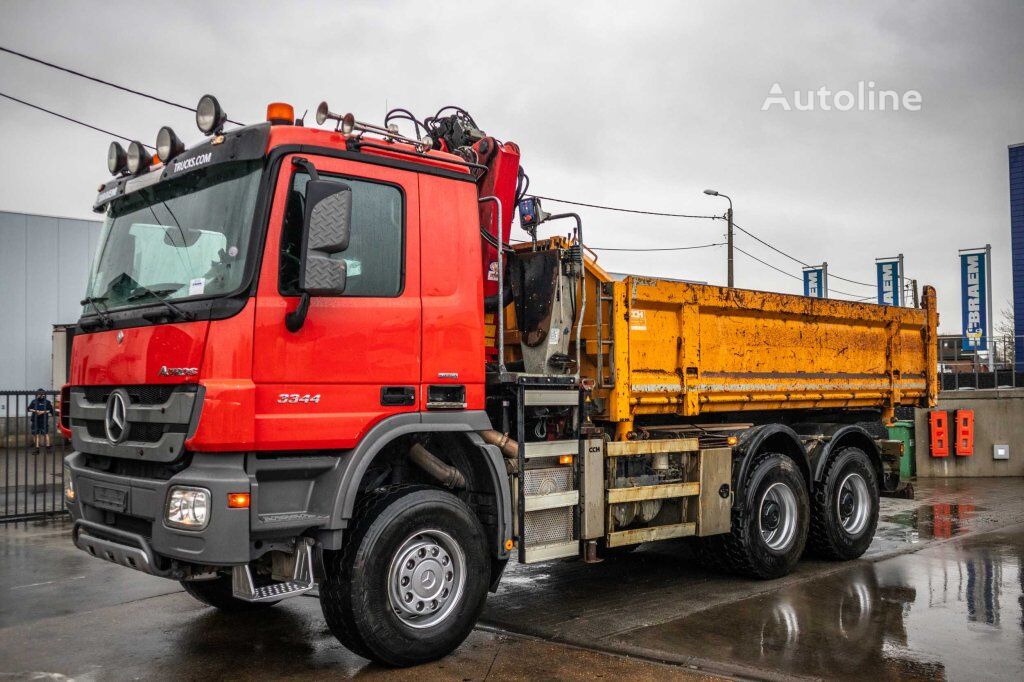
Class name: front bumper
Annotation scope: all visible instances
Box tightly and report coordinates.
[65,450,251,569]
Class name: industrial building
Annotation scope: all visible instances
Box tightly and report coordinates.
[0,210,101,390]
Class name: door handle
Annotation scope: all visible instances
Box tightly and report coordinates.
[380,386,416,406]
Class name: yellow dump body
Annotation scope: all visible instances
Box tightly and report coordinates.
[573,255,939,433]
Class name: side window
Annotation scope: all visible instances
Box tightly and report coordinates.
[280,170,404,297]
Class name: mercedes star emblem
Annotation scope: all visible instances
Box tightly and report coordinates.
[104,389,130,444]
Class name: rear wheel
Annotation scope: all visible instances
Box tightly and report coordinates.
[808,446,879,560]
[696,452,809,579]
[319,486,490,667]
[180,575,278,612]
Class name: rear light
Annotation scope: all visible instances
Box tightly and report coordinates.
[266,102,294,125]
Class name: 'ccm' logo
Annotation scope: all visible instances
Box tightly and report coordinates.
[159,366,198,376]
[172,153,213,173]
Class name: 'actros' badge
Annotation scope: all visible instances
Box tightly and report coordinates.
[158,366,198,377]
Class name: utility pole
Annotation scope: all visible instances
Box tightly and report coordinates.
[704,189,734,287]
[727,204,734,288]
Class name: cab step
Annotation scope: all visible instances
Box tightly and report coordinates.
[232,539,314,602]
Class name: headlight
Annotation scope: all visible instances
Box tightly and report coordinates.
[63,466,75,501]
[165,486,211,530]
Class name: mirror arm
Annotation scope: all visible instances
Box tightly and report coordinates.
[284,157,318,333]
[285,293,311,333]
[292,156,319,181]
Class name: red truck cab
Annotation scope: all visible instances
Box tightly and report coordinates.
[65,99,520,665]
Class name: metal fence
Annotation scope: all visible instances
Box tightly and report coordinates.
[938,334,1024,391]
[1,390,69,523]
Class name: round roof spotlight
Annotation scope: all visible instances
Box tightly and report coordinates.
[107,141,128,175]
[156,126,185,162]
[196,94,227,135]
[340,112,355,135]
[126,141,153,175]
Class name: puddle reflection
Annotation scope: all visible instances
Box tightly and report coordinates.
[619,529,1024,680]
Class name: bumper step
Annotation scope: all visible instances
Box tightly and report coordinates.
[231,539,315,602]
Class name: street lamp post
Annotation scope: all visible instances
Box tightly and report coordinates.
[704,189,734,288]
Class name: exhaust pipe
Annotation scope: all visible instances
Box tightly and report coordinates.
[478,430,518,459]
[409,443,466,490]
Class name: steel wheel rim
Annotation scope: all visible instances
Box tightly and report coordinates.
[837,472,871,536]
[387,529,466,629]
[759,482,799,552]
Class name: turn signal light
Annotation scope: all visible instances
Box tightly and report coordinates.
[727,436,738,446]
[227,492,251,509]
[266,102,294,125]
[558,455,574,465]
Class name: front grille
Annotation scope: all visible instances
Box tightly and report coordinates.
[128,422,166,443]
[70,384,200,462]
[83,385,186,405]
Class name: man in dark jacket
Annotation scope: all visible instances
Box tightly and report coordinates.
[28,389,54,454]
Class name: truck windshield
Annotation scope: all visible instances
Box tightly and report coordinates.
[84,160,262,313]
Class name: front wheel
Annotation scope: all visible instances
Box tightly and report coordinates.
[695,452,809,579]
[319,486,491,667]
[807,447,879,560]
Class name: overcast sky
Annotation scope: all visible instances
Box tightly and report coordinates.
[1,0,1022,332]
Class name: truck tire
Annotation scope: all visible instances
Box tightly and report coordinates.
[807,446,878,560]
[319,486,491,667]
[180,575,278,612]
[695,452,809,579]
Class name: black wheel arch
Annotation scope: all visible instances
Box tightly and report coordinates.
[796,423,883,491]
[733,424,812,505]
[323,412,512,561]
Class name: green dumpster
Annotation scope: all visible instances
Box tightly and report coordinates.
[887,420,915,479]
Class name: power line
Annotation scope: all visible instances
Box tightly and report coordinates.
[533,195,720,220]
[0,91,154,149]
[733,244,875,301]
[590,242,725,252]
[734,245,801,281]
[0,44,243,125]
[737,220,880,286]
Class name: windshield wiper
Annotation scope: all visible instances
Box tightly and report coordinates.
[80,296,114,328]
[127,285,194,321]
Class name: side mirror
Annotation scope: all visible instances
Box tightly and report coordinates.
[298,180,352,295]
[286,180,353,333]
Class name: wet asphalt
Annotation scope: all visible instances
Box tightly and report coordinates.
[1,477,1023,680]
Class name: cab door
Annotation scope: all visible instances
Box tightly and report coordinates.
[251,153,421,450]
